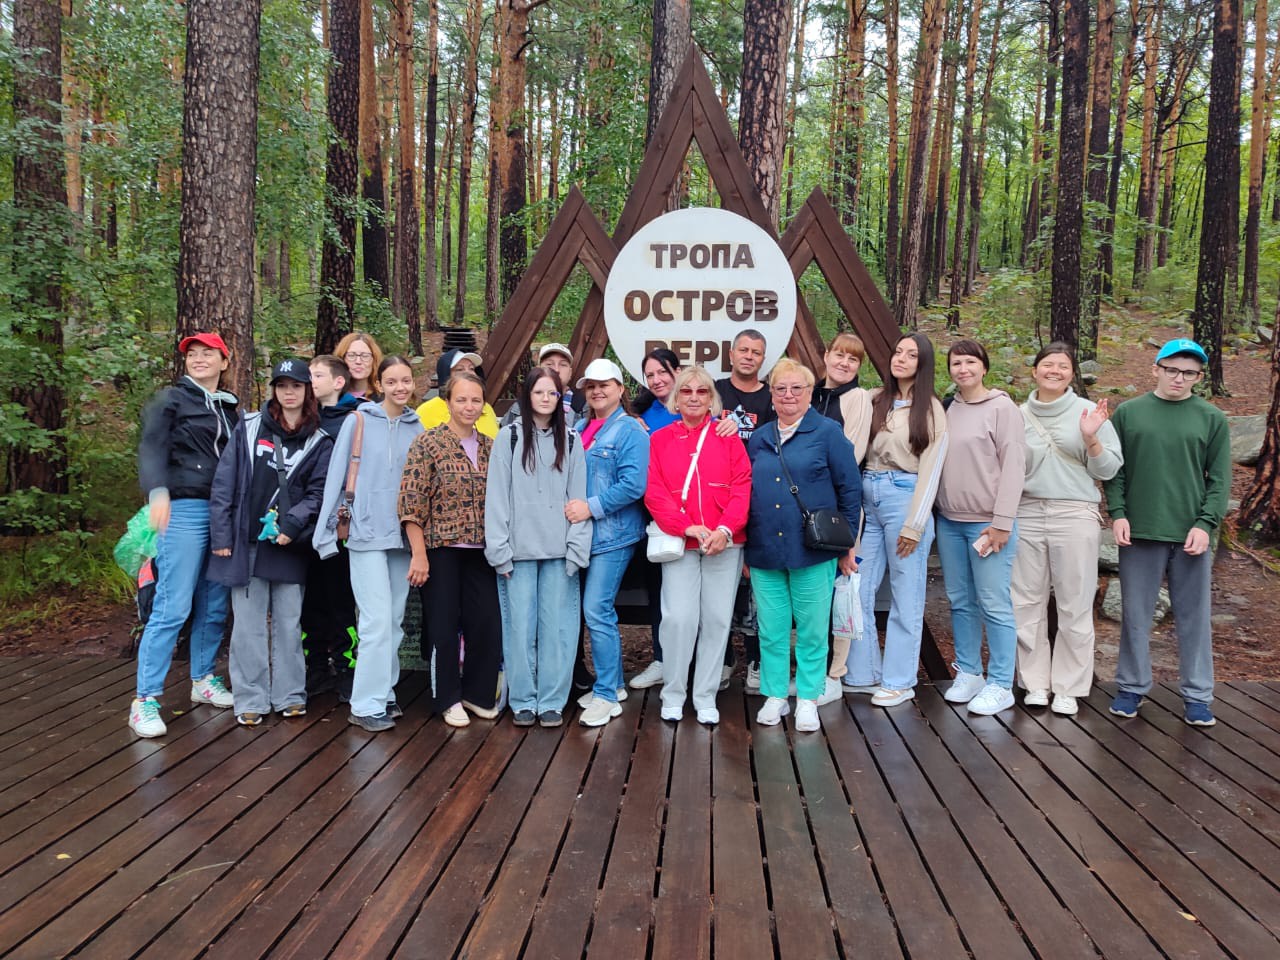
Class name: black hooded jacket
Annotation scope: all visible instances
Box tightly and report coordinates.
[137,376,240,500]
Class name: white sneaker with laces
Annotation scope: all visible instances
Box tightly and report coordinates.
[129,697,166,738]
[1051,694,1079,716]
[661,704,682,722]
[1023,688,1050,707]
[756,697,790,726]
[872,688,915,708]
[967,683,1016,716]
[580,697,622,727]
[745,661,761,693]
[697,708,719,726]
[794,698,820,732]
[578,688,628,710]
[815,676,843,706]
[191,675,234,708]
[944,669,986,704]
[629,661,664,689]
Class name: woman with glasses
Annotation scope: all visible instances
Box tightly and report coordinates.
[334,332,383,399]
[747,359,861,733]
[485,367,592,728]
[645,366,751,725]
[1011,342,1122,716]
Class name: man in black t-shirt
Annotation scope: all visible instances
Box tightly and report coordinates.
[715,329,776,443]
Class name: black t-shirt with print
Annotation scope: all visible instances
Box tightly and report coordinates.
[715,378,776,443]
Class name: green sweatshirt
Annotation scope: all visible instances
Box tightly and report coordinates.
[1103,392,1231,542]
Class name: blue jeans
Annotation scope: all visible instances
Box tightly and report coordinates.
[847,471,935,690]
[584,544,634,702]
[348,548,410,718]
[498,558,581,714]
[935,516,1019,688]
[136,499,228,699]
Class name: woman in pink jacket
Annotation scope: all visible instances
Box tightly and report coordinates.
[645,366,752,725]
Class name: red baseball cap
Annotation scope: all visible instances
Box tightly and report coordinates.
[179,332,230,357]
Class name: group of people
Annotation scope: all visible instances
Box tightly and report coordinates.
[128,322,1231,740]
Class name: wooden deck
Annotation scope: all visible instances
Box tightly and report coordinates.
[2,655,1280,958]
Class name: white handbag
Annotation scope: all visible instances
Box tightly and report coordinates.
[646,420,710,563]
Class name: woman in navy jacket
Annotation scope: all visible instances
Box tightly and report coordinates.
[747,359,861,734]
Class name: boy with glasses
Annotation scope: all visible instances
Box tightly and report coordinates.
[1105,338,1231,726]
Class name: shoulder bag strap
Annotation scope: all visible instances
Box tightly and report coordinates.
[1021,404,1086,468]
[679,420,711,506]
[773,423,812,518]
[342,412,364,509]
[272,437,292,514]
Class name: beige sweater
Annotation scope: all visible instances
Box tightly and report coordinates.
[936,388,1026,530]
[862,390,949,541]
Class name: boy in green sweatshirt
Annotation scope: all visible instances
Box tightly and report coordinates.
[1104,338,1231,726]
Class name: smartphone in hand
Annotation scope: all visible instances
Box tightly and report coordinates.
[972,534,993,558]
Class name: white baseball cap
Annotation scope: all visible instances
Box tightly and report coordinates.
[449,351,483,369]
[538,342,573,364]
[576,358,625,389]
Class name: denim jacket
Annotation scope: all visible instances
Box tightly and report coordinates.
[575,406,650,555]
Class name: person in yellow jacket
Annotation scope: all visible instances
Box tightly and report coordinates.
[416,349,499,438]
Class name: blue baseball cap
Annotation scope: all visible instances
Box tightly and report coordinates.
[1155,338,1208,364]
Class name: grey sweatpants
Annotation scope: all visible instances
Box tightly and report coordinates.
[1116,538,1214,705]
[229,576,306,714]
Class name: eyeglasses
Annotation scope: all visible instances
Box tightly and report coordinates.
[345,351,373,361]
[531,389,561,399]
[1155,363,1202,381]
[678,387,711,397]
[771,384,810,396]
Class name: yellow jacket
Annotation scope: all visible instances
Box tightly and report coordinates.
[415,396,500,439]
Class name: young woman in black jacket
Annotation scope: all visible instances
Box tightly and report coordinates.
[130,333,239,738]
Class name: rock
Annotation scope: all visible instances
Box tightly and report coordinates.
[1101,579,1170,623]
[1228,414,1266,466]
[1211,613,1238,627]
[1227,593,1249,607]
[1145,337,1162,349]
[1003,375,1015,385]
[1098,529,1119,573]
[1082,373,1098,385]
[1024,355,1038,367]
[1259,326,1274,345]
[1079,359,1103,376]
[997,345,1018,359]
[1121,384,1138,395]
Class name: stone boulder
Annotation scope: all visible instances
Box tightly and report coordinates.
[1079,359,1103,376]
[1100,578,1170,623]
[1098,528,1119,573]
[1228,415,1267,466]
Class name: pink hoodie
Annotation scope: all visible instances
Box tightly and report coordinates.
[935,389,1026,530]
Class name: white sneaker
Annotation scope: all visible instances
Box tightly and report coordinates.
[129,697,166,738]
[720,664,732,691]
[794,698,820,732]
[871,687,915,708]
[842,680,881,695]
[1051,694,1079,716]
[815,676,843,706]
[660,704,682,722]
[967,683,1015,716]
[756,697,790,726]
[697,707,720,725]
[191,675,234,708]
[629,661,664,689]
[944,669,986,704]
[745,661,761,693]
[580,698,622,727]
[577,688,628,710]
[1023,688,1050,708]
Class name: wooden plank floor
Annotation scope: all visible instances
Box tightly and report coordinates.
[2,657,1280,958]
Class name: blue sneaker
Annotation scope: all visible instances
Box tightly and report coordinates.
[1184,702,1216,727]
[1109,690,1144,718]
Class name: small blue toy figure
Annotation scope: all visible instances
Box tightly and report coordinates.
[258,506,280,543]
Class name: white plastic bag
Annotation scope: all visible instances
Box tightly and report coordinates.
[832,571,863,643]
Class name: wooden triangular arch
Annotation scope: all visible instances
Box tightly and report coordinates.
[480,45,900,405]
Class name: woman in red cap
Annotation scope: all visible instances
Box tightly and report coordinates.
[129,332,240,738]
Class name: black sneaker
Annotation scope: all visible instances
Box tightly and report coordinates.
[386,700,403,719]
[513,710,536,727]
[348,712,395,732]
[538,710,563,728]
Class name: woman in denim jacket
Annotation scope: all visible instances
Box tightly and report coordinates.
[567,359,651,727]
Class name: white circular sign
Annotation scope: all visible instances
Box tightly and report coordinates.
[603,208,797,383]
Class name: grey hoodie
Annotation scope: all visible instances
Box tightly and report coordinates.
[484,420,592,575]
[313,401,424,558]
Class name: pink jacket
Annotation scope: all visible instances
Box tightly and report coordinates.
[645,417,752,547]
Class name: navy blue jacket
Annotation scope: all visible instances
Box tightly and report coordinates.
[745,408,861,571]
[137,376,239,501]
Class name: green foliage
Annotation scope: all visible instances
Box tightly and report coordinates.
[0,529,133,612]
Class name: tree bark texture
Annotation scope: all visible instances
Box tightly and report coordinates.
[966,0,1006,295]
[839,0,866,228]
[1241,0,1267,321]
[317,0,360,353]
[948,0,983,324]
[785,0,810,222]
[884,0,901,298]
[422,0,440,332]
[924,1,959,306]
[8,0,68,497]
[1104,1,1141,297]
[739,0,793,228]
[1050,0,1089,356]
[647,0,691,144]
[1132,0,1163,289]
[452,0,483,324]
[358,0,388,295]
[1193,0,1240,395]
[178,0,260,403]
[1084,0,1115,358]
[1240,297,1280,536]
[395,0,420,351]
[894,0,945,327]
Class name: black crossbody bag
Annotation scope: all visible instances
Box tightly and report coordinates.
[773,426,856,553]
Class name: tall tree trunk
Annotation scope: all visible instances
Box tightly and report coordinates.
[395,0,420,351]
[648,0,691,143]
[1242,0,1268,322]
[1022,26,1045,263]
[884,0,901,298]
[485,12,501,322]
[1132,0,1163,290]
[926,1,960,305]
[317,0,360,353]
[1104,0,1141,297]
[966,0,1006,295]
[422,0,440,332]
[1193,0,1240,395]
[1051,0,1089,356]
[1084,0,1115,358]
[8,0,68,498]
[453,0,483,324]
[358,0,389,295]
[441,79,457,289]
[894,0,945,326]
[785,0,810,222]
[839,0,867,228]
[739,0,793,227]
[1156,113,1179,267]
[948,0,983,326]
[497,1,546,306]
[1025,2,1061,264]
[1240,297,1280,535]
